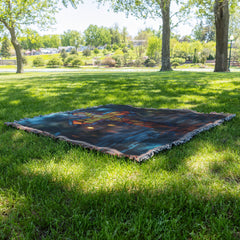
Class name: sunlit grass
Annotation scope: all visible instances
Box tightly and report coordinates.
[0,71,239,239]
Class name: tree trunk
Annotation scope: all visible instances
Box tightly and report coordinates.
[160,0,172,71]
[214,0,229,72]
[9,27,24,73]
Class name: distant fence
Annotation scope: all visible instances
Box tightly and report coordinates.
[0,59,17,65]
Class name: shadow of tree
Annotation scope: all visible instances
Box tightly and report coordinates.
[1,154,240,239]
[0,71,239,239]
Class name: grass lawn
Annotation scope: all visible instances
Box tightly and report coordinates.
[0,71,239,239]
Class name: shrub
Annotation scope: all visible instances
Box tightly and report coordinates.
[193,49,199,63]
[22,56,28,65]
[71,57,83,67]
[173,50,187,59]
[94,58,101,66]
[64,56,75,66]
[123,53,130,67]
[103,49,108,55]
[208,54,215,60]
[122,47,128,53]
[114,49,124,55]
[112,44,119,51]
[120,43,126,48]
[133,58,143,67]
[70,48,78,55]
[144,58,156,67]
[33,56,45,67]
[147,36,161,62]
[170,58,185,65]
[94,48,99,54]
[82,49,91,57]
[60,49,68,60]
[232,48,240,62]
[126,60,134,67]
[200,56,207,64]
[106,45,112,51]
[112,55,123,67]
[171,62,180,68]
[64,56,83,67]
[102,57,116,67]
[129,43,134,50]
[47,57,62,68]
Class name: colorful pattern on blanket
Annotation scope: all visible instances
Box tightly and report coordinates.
[5,104,235,162]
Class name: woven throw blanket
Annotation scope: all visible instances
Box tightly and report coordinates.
[5,104,235,162]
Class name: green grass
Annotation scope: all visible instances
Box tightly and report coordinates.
[0,71,239,239]
[0,65,17,69]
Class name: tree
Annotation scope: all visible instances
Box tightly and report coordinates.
[60,49,68,60]
[1,36,11,59]
[20,29,42,51]
[61,30,83,49]
[0,0,60,73]
[146,36,162,63]
[134,28,154,44]
[159,0,172,71]
[188,0,239,72]
[180,35,193,42]
[229,5,240,40]
[84,25,111,47]
[0,0,82,73]
[193,21,215,42]
[214,0,229,71]
[121,27,129,44]
[109,24,121,45]
[96,0,177,71]
[40,34,61,48]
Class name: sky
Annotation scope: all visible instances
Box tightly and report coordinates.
[40,1,195,37]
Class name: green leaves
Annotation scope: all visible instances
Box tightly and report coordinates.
[0,0,82,73]
[84,25,111,47]
[0,0,60,31]
[0,36,11,58]
[61,30,83,48]
[62,0,83,9]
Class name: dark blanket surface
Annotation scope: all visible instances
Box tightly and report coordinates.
[5,104,235,162]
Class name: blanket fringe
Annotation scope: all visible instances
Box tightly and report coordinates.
[137,114,236,162]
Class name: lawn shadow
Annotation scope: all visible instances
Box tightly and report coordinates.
[1,71,239,172]
[1,71,240,239]
[1,149,240,239]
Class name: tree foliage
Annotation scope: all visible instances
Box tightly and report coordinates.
[0,0,59,30]
[84,25,111,47]
[33,56,45,67]
[193,20,215,42]
[62,0,83,8]
[187,0,239,71]
[146,36,161,62]
[121,27,129,44]
[96,0,182,71]
[0,0,82,73]
[20,29,42,51]
[61,30,83,49]
[134,28,155,44]
[19,33,62,50]
[1,36,11,58]
[42,34,62,48]
[109,24,121,45]
[0,0,60,73]
[229,5,240,40]
[47,56,63,67]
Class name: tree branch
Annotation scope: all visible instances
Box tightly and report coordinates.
[0,17,11,30]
